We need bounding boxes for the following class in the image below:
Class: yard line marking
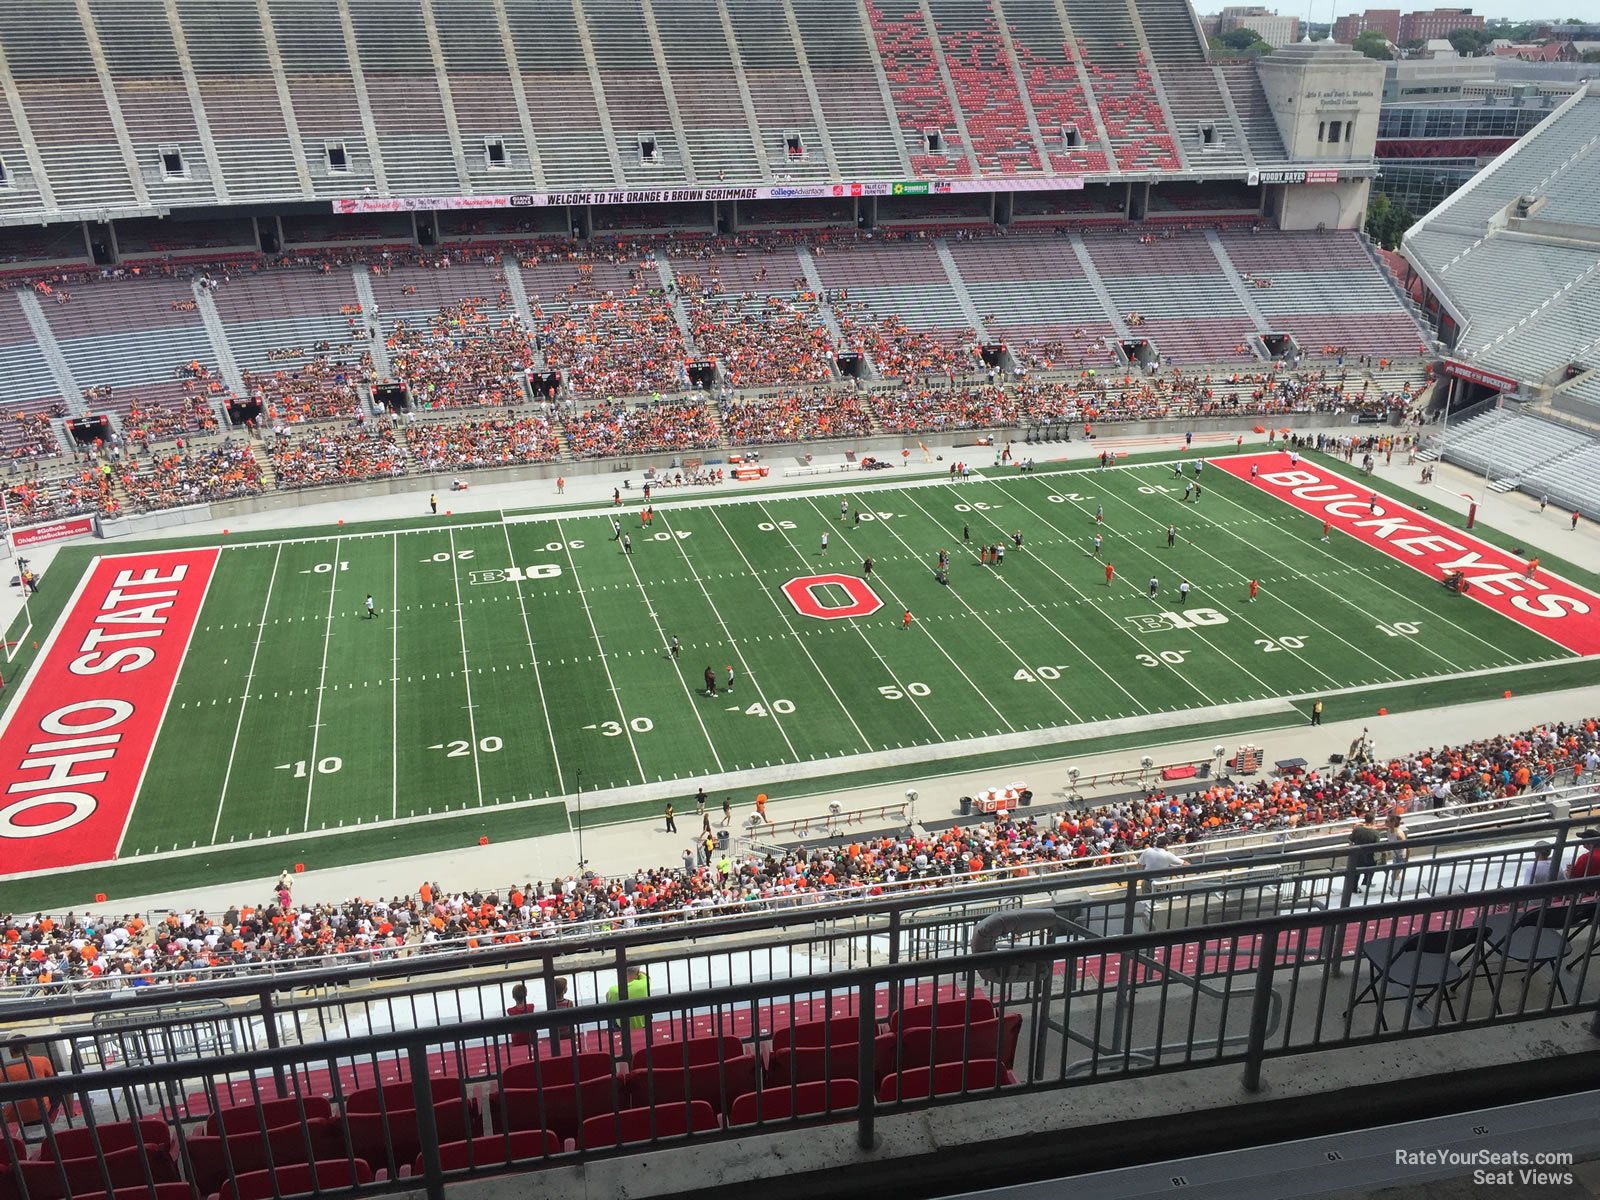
[1199,463,1532,664]
[213,542,283,843]
[390,534,400,821]
[805,492,1036,728]
[555,516,646,781]
[500,514,565,795]
[660,510,798,762]
[302,535,342,832]
[448,529,486,808]
[896,488,1146,714]
[704,504,874,753]
[993,477,1289,696]
[758,497,951,742]
[1133,470,1452,680]
[613,526,725,773]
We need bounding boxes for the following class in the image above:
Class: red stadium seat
[728,1080,860,1126]
[58,1185,194,1200]
[185,1118,344,1195]
[576,1101,720,1151]
[423,1130,562,1175]
[38,1119,170,1162]
[625,1055,757,1117]
[498,1052,615,1092]
[629,1035,743,1073]
[874,1015,1023,1080]
[221,1159,373,1200]
[345,1098,476,1175]
[765,1041,861,1088]
[769,1016,860,1049]
[876,1060,1019,1103]
[10,1148,178,1200]
[492,1077,624,1142]
[888,995,997,1033]
[343,1077,469,1115]
[203,1097,333,1137]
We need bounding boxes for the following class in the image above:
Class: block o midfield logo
[782,574,883,620]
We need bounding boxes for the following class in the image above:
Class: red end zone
[0,549,218,872]
[1212,453,1600,656]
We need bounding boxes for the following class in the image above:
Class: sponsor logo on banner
[0,549,218,871]
[1212,455,1600,655]
[13,514,96,547]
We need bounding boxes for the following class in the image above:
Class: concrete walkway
[7,422,1600,916]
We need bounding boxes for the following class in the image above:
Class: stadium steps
[1218,62,1289,165]
[16,290,85,414]
[791,0,912,179]
[194,283,247,397]
[987,0,1053,165]
[659,1,769,183]
[653,256,698,346]
[796,248,848,345]
[934,239,989,341]
[1067,233,1132,339]
[584,0,693,187]
[1204,229,1271,333]
[728,0,841,180]
[637,0,707,184]
[503,0,624,189]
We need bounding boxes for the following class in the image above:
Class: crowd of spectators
[115,442,262,510]
[4,467,116,521]
[246,356,369,426]
[404,414,562,472]
[564,399,720,459]
[123,397,220,448]
[717,389,875,445]
[388,300,535,410]
[269,423,405,490]
[4,717,1593,991]
[541,299,690,397]
[685,296,835,388]
[834,306,971,383]
[5,408,65,462]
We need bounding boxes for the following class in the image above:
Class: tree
[1365,193,1418,251]
[1220,26,1265,50]
[1584,49,1600,62]
[1447,27,1492,56]
[1352,30,1393,59]
[1401,37,1426,51]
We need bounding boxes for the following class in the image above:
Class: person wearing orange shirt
[2,1036,56,1126]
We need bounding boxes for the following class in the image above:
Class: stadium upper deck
[0,0,1324,225]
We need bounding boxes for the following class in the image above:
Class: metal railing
[2,867,1598,1200]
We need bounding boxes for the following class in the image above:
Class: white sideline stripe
[117,549,221,859]
[500,513,565,796]
[301,536,342,832]
[212,542,283,844]
[448,529,486,808]
[0,555,98,746]
[7,655,1590,880]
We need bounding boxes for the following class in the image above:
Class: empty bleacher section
[865,0,972,177]
[945,233,1116,370]
[1004,0,1109,174]
[1218,61,1289,165]
[657,4,761,183]
[1218,230,1427,360]
[172,0,302,204]
[1086,232,1256,365]
[725,0,833,181]
[266,0,378,199]
[928,0,1042,174]
[0,295,68,457]
[792,0,909,178]
[347,1,461,197]
[433,0,538,193]
[1059,0,1179,173]
[210,270,367,378]
[0,3,138,215]
[501,1,619,191]
[586,0,692,187]
[1137,0,1248,173]
[42,278,217,394]
[1428,406,1600,518]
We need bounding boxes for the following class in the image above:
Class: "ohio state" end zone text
[0,549,217,871]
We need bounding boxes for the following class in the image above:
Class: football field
[3,450,1596,888]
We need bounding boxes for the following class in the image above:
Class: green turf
[3,451,1596,909]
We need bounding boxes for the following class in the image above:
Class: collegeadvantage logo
[1214,454,1600,655]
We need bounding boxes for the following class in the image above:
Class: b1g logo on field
[1126,607,1229,634]
[782,574,884,620]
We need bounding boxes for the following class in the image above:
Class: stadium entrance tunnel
[528,370,561,400]
[835,351,868,380]
[1121,338,1158,369]
[1262,331,1298,361]
[687,359,719,390]
[226,396,263,427]
[373,381,409,413]
[66,414,111,447]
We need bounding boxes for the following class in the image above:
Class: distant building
[1399,8,1484,44]
[1334,9,1402,44]
[1216,6,1301,47]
